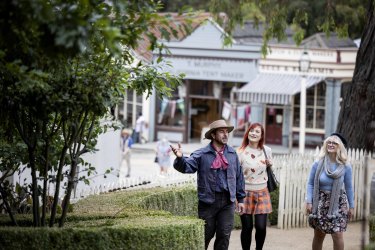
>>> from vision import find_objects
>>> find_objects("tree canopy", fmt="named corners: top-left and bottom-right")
top-left (0, 0), bottom-right (188, 227)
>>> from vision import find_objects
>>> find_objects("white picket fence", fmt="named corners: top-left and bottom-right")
top-left (71, 171), bottom-right (197, 203)
top-left (72, 148), bottom-right (372, 230)
top-left (273, 148), bottom-right (369, 229)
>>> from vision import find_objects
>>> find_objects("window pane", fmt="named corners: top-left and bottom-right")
top-left (293, 107), bottom-right (300, 127)
top-left (126, 90), bottom-right (133, 102)
top-left (316, 109), bottom-right (325, 129)
top-left (127, 103), bottom-right (133, 122)
top-left (190, 80), bottom-right (211, 96)
top-left (294, 93), bottom-right (300, 105)
top-left (306, 108), bottom-right (314, 128)
top-left (316, 82), bottom-right (326, 106)
top-left (157, 98), bottom-right (185, 127)
top-left (306, 87), bottom-right (315, 106)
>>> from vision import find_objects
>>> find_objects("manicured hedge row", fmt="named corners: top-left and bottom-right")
top-left (138, 185), bottom-right (198, 216)
top-left (0, 186), bottom-right (204, 249)
top-left (0, 216), bottom-right (204, 250)
top-left (0, 184), bottom-right (280, 249)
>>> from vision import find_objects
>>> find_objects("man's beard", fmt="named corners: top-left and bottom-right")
top-left (214, 137), bottom-right (227, 146)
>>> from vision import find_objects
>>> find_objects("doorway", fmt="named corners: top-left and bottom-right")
top-left (265, 107), bottom-right (283, 145)
top-left (190, 98), bottom-right (219, 140)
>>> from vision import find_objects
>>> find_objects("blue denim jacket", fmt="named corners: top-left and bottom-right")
top-left (173, 143), bottom-right (245, 204)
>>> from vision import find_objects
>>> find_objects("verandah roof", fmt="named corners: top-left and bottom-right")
top-left (235, 73), bottom-right (324, 105)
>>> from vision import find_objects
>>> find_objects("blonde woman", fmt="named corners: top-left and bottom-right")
top-left (305, 133), bottom-right (354, 250)
top-left (237, 122), bottom-right (273, 250)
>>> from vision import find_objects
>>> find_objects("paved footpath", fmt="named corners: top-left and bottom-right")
top-left (209, 221), bottom-right (363, 250)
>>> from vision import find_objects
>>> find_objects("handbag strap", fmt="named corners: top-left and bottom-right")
top-left (262, 147), bottom-right (268, 160)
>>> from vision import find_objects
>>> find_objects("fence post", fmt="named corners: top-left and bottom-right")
top-left (278, 159), bottom-right (286, 229)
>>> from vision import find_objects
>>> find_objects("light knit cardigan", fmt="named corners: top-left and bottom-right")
top-left (310, 156), bottom-right (346, 219)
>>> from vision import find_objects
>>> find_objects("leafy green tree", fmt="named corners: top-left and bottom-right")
top-left (0, 0), bottom-right (186, 227)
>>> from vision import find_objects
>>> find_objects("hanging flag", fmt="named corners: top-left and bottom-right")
top-left (170, 100), bottom-right (176, 118)
top-left (158, 99), bottom-right (169, 124)
top-left (177, 99), bottom-right (185, 115)
top-left (222, 101), bottom-right (231, 120)
top-left (237, 105), bottom-right (246, 129)
top-left (245, 105), bottom-right (251, 123)
top-left (230, 106), bottom-right (237, 129)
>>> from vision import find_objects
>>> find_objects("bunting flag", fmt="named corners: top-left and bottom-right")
top-left (176, 99), bottom-right (185, 115)
top-left (222, 101), bottom-right (231, 120)
top-left (237, 105), bottom-right (246, 128)
top-left (158, 99), bottom-right (185, 123)
top-left (158, 99), bottom-right (169, 124)
top-left (245, 105), bottom-right (251, 123)
top-left (170, 100), bottom-right (176, 118)
top-left (230, 106), bottom-right (237, 129)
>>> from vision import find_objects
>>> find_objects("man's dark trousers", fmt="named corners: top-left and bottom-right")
top-left (198, 191), bottom-right (235, 250)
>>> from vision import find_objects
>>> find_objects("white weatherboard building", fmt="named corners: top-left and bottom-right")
top-left (236, 44), bottom-right (357, 148)
top-left (148, 19), bottom-right (358, 149)
top-left (151, 18), bottom-right (260, 144)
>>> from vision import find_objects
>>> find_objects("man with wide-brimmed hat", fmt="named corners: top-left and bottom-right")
top-left (171, 119), bottom-right (245, 250)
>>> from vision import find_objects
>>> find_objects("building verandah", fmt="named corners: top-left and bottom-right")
top-left (234, 45), bottom-right (357, 148)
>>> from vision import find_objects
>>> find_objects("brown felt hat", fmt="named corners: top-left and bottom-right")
top-left (204, 120), bottom-right (234, 139)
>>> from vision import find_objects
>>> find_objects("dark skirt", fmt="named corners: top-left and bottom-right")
top-left (308, 190), bottom-right (349, 234)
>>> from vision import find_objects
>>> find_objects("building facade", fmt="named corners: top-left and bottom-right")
top-left (151, 19), bottom-right (261, 143)
top-left (236, 44), bottom-right (357, 148)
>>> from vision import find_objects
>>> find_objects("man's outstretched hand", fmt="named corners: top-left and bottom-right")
top-left (170, 143), bottom-right (183, 158)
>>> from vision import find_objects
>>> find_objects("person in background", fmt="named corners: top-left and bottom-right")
top-left (236, 122), bottom-right (273, 250)
top-left (133, 112), bottom-right (145, 143)
top-left (305, 133), bottom-right (354, 250)
top-left (156, 137), bottom-right (171, 176)
top-left (171, 119), bottom-right (246, 250)
top-left (120, 129), bottom-right (133, 178)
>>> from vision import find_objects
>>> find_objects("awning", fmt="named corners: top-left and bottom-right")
top-left (235, 73), bottom-right (324, 105)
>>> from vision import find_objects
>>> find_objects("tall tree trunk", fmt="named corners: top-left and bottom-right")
top-left (49, 145), bottom-right (68, 227)
top-left (41, 141), bottom-right (49, 227)
top-left (336, 1), bottom-right (375, 151)
top-left (29, 148), bottom-right (40, 227)
top-left (59, 116), bottom-right (93, 227)
top-left (59, 158), bottom-right (77, 227)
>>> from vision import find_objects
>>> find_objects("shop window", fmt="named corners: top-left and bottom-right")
top-left (156, 87), bottom-right (185, 127)
top-left (315, 109), bottom-right (325, 129)
top-left (293, 82), bottom-right (326, 130)
top-left (190, 80), bottom-right (212, 96)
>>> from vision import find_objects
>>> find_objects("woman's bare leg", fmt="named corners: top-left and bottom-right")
top-left (331, 232), bottom-right (344, 250)
top-left (312, 229), bottom-right (326, 250)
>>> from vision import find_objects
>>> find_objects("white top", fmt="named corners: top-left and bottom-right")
top-left (135, 115), bottom-right (145, 132)
top-left (238, 145), bottom-right (272, 191)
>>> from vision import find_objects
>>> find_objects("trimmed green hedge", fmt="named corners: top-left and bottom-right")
top-left (138, 185), bottom-right (198, 216)
top-left (0, 186), bottom-right (204, 249)
top-left (0, 216), bottom-right (204, 250)
top-left (0, 184), bottom-right (280, 249)
top-left (269, 188), bottom-right (279, 225)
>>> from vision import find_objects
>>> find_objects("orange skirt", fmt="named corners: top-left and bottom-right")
top-left (243, 187), bottom-right (272, 214)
